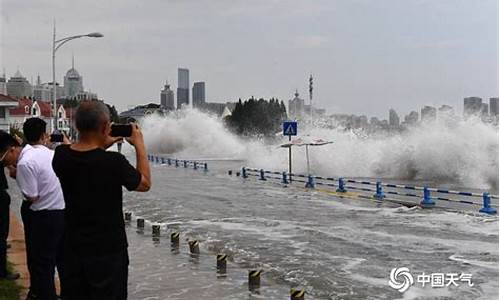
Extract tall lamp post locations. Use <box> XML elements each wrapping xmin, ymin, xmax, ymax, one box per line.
<box><xmin>52</xmin><ymin>22</ymin><xmax>103</xmax><ymax>133</ymax></box>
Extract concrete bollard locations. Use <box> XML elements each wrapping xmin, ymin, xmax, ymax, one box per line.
<box><xmin>479</xmin><ymin>192</ymin><xmax>497</xmax><ymax>214</ymax></box>
<box><xmin>193</xmin><ymin>162</ymin><xmax>198</xmax><ymax>170</ymax></box>
<box><xmin>248</xmin><ymin>270</ymin><xmax>262</xmax><ymax>290</ymax></box>
<box><xmin>291</xmin><ymin>289</ymin><xmax>305</xmax><ymax>300</ymax></box>
<box><xmin>242</xmin><ymin>167</ymin><xmax>248</xmax><ymax>179</ymax></box>
<box><xmin>259</xmin><ymin>169</ymin><xmax>267</xmax><ymax>181</ymax></box>
<box><xmin>137</xmin><ymin>218</ymin><xmax>145</xmax><ymax>228</ymax></box>
<box><xmin>336</xmin><ymin>178</ymin><xmax>347</xmax><ymax>193</ymax></box>
<box><xmin>282</xmin><ymin>171</ymin><xmax>289</xmax><ymax>184</ymax></box>
<box><xmin>188</xmin><ymin>240</ymin><xmax>200</xmax><ymax>254</ymax></box>
<box><xmin>124</xmin><ymin>212</ymin><xmax>132</xmax><ymax>222</ymax></box>
<box><xmin>216</xmin><ymin>254</ymin><xmax>227</xmax><ymax>274</ymax></box>
<box><xmin>420</xmin><ymin>187</ymin><xmax>435</xmax><ymax>207</ymax></box>
<box><xmin>228</xmin><ymin>170</ymin><xmax>233</xmax><ymax>176</ymax></box>
<box><xmin>152</xmin><ymin>225</ymin><xmax>161</xmax><ymax>236</ymax></box>
<box><xmin>373</xmin><ymin>181</ymin><xmax>385</xmax><ymax>200</ymax></box>
<box><xmin>305</xmin><ymin>175</ymin><xmax>315</xmax><ymax>188</ymax></box>
<box><xmin>170</xmin><ymin>232</ymin><xmax>180</xmax><ymax>247</ymax></box>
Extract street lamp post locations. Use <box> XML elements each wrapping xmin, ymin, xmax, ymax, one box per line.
<box><xmin>51</xmin><ymin>22</ymin><xmax>103</xmax><ymax>133</ymax></box>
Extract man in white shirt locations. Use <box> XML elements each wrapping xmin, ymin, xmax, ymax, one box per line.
<box><xmin>0</xmin><ymin>118</ymin><xmax>65</xmax><ymax>300</ymax></box>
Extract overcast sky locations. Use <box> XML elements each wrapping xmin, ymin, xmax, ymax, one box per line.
<box><xmin>1</xmin><ymin>0</ymin><xmax>498</xmax><ymax>117</ymax></box>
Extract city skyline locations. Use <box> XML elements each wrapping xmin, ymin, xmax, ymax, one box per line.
<box><xmin>1</xmin><ymin>0</ymin><xmax>498</xmax><ymax>117</ymax></box>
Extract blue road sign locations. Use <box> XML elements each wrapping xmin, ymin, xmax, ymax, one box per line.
<box><xmin>283</xmin><ymin>121</ymin><xmax>298</xmax><ymax>136</ymax></box>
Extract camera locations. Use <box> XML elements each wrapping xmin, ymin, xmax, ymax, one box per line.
<box><xmin>110</xmin><ymin>124</ymin><xmax>133</xmax><ymax>137</ymax></box>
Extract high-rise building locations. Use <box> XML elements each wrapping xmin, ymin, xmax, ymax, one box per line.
<box><xmin>64</xmin><ymin>57</ymin><xmax>84</xmax><ymax>99</ymax></box>
<box><xmin>33</xmin><ymin>75</ymin><xmax>52</xmax><ymax>101</ymax></box>
<box><xmin>177</xmin><ymin>68</ymin><xmax>189</xmax><ymax>108</ymax></box>
<box><xmin>389</xmin><ymin>108</ymin><xmax>400</xmax><ymax>127</ymax></box>
<box><xmin>192</xmin><ymin>82</ymin><xmax>206</xmax><ymax>108</ymax></box>
<box><xmin>160</xmin><ymin>81</ymin><xmax>175</xmax><ymax>110</ymax></box>
<box><xmin>7</xmin><ymin>70</ymin><xmax>32</xmax><ymax>98</ymax></box>
<box><xmin>0</xmin><ymin>70</ymin><xmax>6</xmax><ymax>95</ymax></box>
<box><xmin>421</xmin><ymin>106</ymin><xmax>437</xmax><ymax>122</ymax></box>
<box><xmin>404</xmin><ymin>111</ymin><xmax>419</xmax><ymax>125</ymax></box>
<box><xmin>480</xmin><ymin>103</ymin><xmax>489</xmax><ymax>118</ymax></box>
<box><xmin>490</xmin><ymin>97</ymin><xmax>499</xmax><ymax>116</ymax></box>
<box><xmin>463</xmin><ymin>97</ymin><xmax>482</xmax><ymax>118</ymax></box>
<box><xmin>288</xmin><ymin>90</ymin><xmax>305</xmax><ymax>120</ymax></box>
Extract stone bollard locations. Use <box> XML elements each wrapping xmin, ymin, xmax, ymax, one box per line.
<box><xmin>216</xmin><ymin>254</ymin><xmax>227</xmax><ymax>274</ymax></box>
<box><xmin>305</xmin><ymin>175</ymin><xmax>315</xmax><ymax>188</ymax></box>
<box><xmin>188</xmin><ymin>240</ymin><xmax>200</xmax><ymax>254</ymax></box>
<box><xmin>242</xmin><ymin>167</ymin><xmax>248</xmax><ymax>179</ymax></box>
<box><xmin>282</xmin><ymin>172</ymin><xmax>289</xmax><ymax>184</ymax></box>
<box><xmin>124</xmin><ymin>212</ymin><xmax>132</xmax><ymax>222</ymax></box>
<box><xmin>373</xmin><ymin>181</ymin><xmax>385</xmax><ymax>200</ymax></box>
<box><xmin>136</xmin><ymin>218</ymin><xmax>145</xmax><ymax>228</ymax></box>
<box><xmin>170</xmin><ymin>232</ymin><xmax>180</xmax><ymax>247</ymax></box>
<box><xmin>248</xmin><ymin>270</ymin><xmax>262</xmax><ymax>290</ymax></box>
<box><xmin>336</xmin><ymin>178</ymin><xmax>347</xmax><ymax>193</ymax></box>
<box><xmin>259</xmin><ymin>169</ymin><xmax>267</xmax><ymax>181</ymax></box>
<box><xmin>420</xmin><ymin>187</ymin><xmax>435</xmax><ymax>207</ymax></box>
<box><xmin>291</xmin><ymin>289</ymin><xmax>305</xmax><ymax>300</ymax></box>
<box><xmin>152</xmin><ymin>225</ymin><xmax>160</xmax><ymax>236</ymax></box>
<box><xmin>479</xmin><ymin>192</ymin><xmax>497</xmax><ymax>214</ymax></box>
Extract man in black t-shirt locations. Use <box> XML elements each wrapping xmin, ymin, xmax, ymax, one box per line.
<box><xmin>52</xmin><ymin>101</ymin><xmax>151</xmax><ymax>300</ymax></box>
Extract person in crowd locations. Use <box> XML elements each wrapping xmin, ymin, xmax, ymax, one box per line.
<box><xmin>0</xmin><ymin>132</ymin><xmax>20</xmax><ymax>282</ymax></box>
<box><xmin>0</xmin><ymin>118</ymin><xmax>66</xmax><ymax>300</ymax></box>
<box><xmin>52</xmin><ymin>100</ymin><xmax>151</xmax><ymax>299</ymax></box>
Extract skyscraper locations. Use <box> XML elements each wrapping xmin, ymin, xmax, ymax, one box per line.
<box><xmin>64</xmin><ymin>56</ymin><xmax>84</xmax><ymax>98</ymax></box>
<box><xmin>7</xmin><ymin>70</ymin><xmax>32</xmax><ymax>98</ymax></box>
<box><xmin>463</xmin><ymin>97</ymin><xmax>482</xmax><ymax>118</ymax></box>
<box><xmin>160</xmin><ymin>81</ymin><xmax>175</xmax><ymax>110</ymax></box>
<box><xmin>0</xmin><ymin>70</ymin><xmax>6</xmax><ymax>95</ymax></box>
<box><xmin>490</xmin><ymin>97</ymin><xmax>499</xmax><ymax>116</ymax></box>
<box><xmin>177</xmin><ymin>68</ymin><xmax>189</xmax><ymax>108</ymax></box>
<box><xmin>192</xmin><ymin>82</ymin><xmax>206</xmax><ymax>108</ymax></box>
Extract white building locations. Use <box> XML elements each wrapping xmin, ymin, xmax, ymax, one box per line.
<box><xmin>0</xmin><ymin>94</ymin><xmax>22</xmax><ymax>132</ymax></box>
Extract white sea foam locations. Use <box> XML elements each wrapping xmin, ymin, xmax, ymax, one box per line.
<box><xmin>141</xmin><ymin>108</ymin><xmax>499</xmax><ymax>190</ymax></box>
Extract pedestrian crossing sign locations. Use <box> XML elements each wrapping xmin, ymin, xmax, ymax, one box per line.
<box><xmin>283</xmin><ymin>121</ymin><xmax>298</xmax><ymax>136</ymax></box>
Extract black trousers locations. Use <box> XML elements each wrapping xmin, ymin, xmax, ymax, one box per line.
<box><xmin>62</xmin><ymin>247</ymin><xmax>129</xmax><ymax>300</ymax></box>
<box><xmin>20</xmin><ymin>201</ymin><xmax>34</xmax><ymax>290</ymax></box>
<box><xmin>0</xmin><ymin>189</ymin><xmax>10</xmax><ymax>277</ymax></box>
<box><xmin>29</xmin><ymin>209</ymin><xmax>65</xmax><ymax>300</ymax></box>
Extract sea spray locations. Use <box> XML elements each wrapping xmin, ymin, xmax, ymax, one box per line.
<box><xmin>140</xmin><ymin>108</ymin><xmax>498</xmax><ymax>190</ymax></box>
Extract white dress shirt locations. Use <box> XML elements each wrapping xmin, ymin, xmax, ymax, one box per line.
<box><xmin>16</xmin><ymin>144</ymin><xmax>65</xmax><ymax>211</ymax></box>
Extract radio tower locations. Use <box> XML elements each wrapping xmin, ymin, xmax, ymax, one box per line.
<box><xmin>309</xmin><ymin>74</ymin><xmax>313</xmax><ymax>127</ymax></box>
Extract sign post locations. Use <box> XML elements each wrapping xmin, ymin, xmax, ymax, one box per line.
<box><xmin>283</xmin><ymin>121</ymin><xmax>298</xmax><ymax>182</ymax></box>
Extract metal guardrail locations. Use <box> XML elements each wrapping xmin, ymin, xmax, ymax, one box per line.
<box><xmin>147</xmin><ymin>154</ymin><xmax>208</xmax><ymax>171</ymax></box>
<box><xmin>238</xmin><ymin>167</ymin><xmax>498</xmax><ymax>215</ymax></box>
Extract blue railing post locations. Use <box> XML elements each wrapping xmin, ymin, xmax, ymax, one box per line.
<box><xmin>204</xmin><ymin>163</ymin><xmax>208</xmax><ymax>171</ymax></box>
<box><xmin>282</xmin><ymin>172</ymin><xmax>289</xmax><ymax>184</ymax></box>
<box><xmin>183</xmin><ymin>160</ymin><xmax>187</xmax><ymax>168</ymax></box>
<box><xmin>167</xmin><ymin>158</ymin><xmax>171</xmax><ymax>166</ymax></box>
<box><xmin>479</xmin><ymin>192</ymin><xmax>497</xmax><ymax>214</ymax></box>
<box><xmin>242</xmin><ymin>167</ymin><xmax>248</xmax><ymax>179</ymax></box>
<box><xmin>259</xmin><ymin>169</ymin><xmax>267</xmax><ymax>181</ymax></box>
<box><xmin>420</xmin><ymin>187</ymin><xmax>435</xmax><ymax>207</ymax></box>
<box><xmin>305</xmin><ymin>175</ymin><xmax>315</xmax><ymax>188</ymax></box>
<box><xmin>193</xmin><ymin>162</ymin><xmax>198</xmax><ymax>170</ymax></box>
<box><xmin>175</xmin><ymin>159</ymin><xmax>179</xmax><ymax>167</ymax></box>
<box><xmin>373</xmin><ymin>181</ymin><xmax>385</xmax><ymax>199</ymax></box>
<box><xmin>336</xmin><ymin>178</ymin><xmax>347</xmax><ymax>193</ymax></box>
